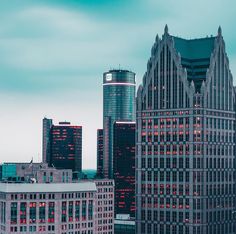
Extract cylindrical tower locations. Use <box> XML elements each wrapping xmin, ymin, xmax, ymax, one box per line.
<box><xmin>103</xmin><ymin>69</ymin><xmax>136</xmax><ymax>178</ymax></box>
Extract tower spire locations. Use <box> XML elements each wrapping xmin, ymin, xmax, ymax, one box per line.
<box><xmin>218</xmin><ymin>25</ymin><xmax>222</xmax><ymax>36</ymax></box>
<box><xmin>164</xmin><ymin>24</ymin><xmax>169</xmax><ymax>34</ymax></box>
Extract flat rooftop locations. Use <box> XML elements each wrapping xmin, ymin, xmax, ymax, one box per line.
<box><xmin>0</xmin><ymin>182</ymin><xmax>97</xmax><ymax>193</ymax></box>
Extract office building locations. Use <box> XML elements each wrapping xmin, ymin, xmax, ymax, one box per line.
<box><xmin>42</xmin><ymin>119</ymin><xmax>82</xmax><ymax>177</ymax></box>
<box><xmin>97</xmin><ymin>129</ymin><xmax>104</xmax><ymax>177</ymax></box>
<box><xmin>114</xmin><ymin>214</ymin><xmax>135</xmax><ymax>234</ymax></box>
<box><xmin>103</xmin><ymin>69</ymin><xmax>136</xmax><ymax>178</ymax></box>
<box><xmin>0</xmin><ymin>180</ymin><xmax>114</xmax><ymax>234</ymax></box>
<box><xmin>42</xmin><ymin>118</ymin><xmax>53</xmax><ymax>164</ymax></box>
<box><xmin>94</xmin><ymin>179</ymin><xmax>114</xmax><ymax>234</ymax></box>
<box><xmin>113</xmin><ymin>121</ymin><xmax>135</xmax><ymax>218</ymax></box>
<box><xmin>136</xmin><ymin>26</ymin><xmax>236</xmax><ymax>233</ymax></box>
<box><xmin>0</xmin><ymin>162</ymin><xmax>72</xmax><ymax>183</ymax></box>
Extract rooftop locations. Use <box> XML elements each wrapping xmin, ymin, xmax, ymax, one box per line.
<box><xmin>173</xmin><ymin>36</ymin><xmax>215</xmax><ymax>60</ymax></box>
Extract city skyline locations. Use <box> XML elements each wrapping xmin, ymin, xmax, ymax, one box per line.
<box><xmin>0</xmin><ymin>0</ymin><xmax>236</xmax><ymax>169</ymax></box>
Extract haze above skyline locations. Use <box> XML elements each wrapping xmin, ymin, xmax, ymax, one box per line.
<box><xmin>0</xmin><ymin>0</ymin><xmax>236</xmax><ymax>169</ymax></box>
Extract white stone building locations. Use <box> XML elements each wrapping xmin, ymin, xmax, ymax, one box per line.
<box><xmin>0</xmin><ymin>180</ymin><xmax>114</xmax><ymax>234</ymax></box>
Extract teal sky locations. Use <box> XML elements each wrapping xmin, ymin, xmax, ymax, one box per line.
<box><xmin>0</xmin><ymin>0</ymin><xmax>236</xmax><ymax>168</ymax></box>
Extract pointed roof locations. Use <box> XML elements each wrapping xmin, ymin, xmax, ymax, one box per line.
<box><xmin>171</xmin><ymin>34</ymin><xmax>216</xmax><ymax>92</ymax></box>
<box><xmin>173</xmin><ymin>36</ymin><xmax>215</xmax><ymax>60</ymax></box>
<box><xmin>164</xmin><ymin>24</ymin><xmax>168</xmax><ymax>34</ymax></box>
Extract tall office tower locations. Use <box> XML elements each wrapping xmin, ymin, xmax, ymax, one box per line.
<box><xmin>103</xmin><ymin>69</ymin><xmax>136</xmax><ymax>178</ymax></box>
<box><xmin>113</xmin><ymin>121</ymin><xmax>136</xmax><ymax>218</ymax></box>
<box><xmin>97</xmin><ymin>129</ymin><xmax>104</xmax><ymax>177</ymax></box>
<box><xmin>42</xmin><ymin>117</ymin><xmax>52</xmax><ymax>163</ymax></box>
<box><xmin>50</xmin><ymin>122</ymin><xmax>82</xmax><ymax>176</ymax></box>
<box><xmin>42</xmin><ymin>119</ymin><xmax>82</xmax><ymax>176</ymax></box>
<box><xmin>136</xmin><ymin>26</ymin><xmax>236</xmax><ymax>234</ymax></box>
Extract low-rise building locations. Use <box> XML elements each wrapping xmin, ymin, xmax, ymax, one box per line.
<box><xmin>0</xmin><ymin>180</ymin><xmax>114</xmax><ymax>234</ymax></box>
<box><xmin>0</xmin><ymin>163</ymin><xmax>72</xmax><ymax>183</ymax></box>
<box><xmin>114</xmin><ymin>214</ymin><xmax>135</xmax><ymax>234</ymax></box>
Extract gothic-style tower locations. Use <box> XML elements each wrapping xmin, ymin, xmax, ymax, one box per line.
<box><xmin>136</xmin><ymin>26</ymin><xmax>236</xmax><ymax>234</ymax></box>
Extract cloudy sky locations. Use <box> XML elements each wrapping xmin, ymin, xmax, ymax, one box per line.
<box><xmin>0</xmin><ymin>0</ymin><xmax>235</xmax><ymax>169</ymax></box>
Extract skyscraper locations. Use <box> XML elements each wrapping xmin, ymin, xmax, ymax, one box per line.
<box><xmin>42</xmin><ymin>117</ymin><xmax>52</xmax><ymax>163</ymax></box>
<box><xmin>97</xmin><ymin>129</ymin><xmax>104</xmax><ymax>177</ymax></box>
<box><xmin>42</xmin><ymin>119</ymin><xmax>82</xmax><ymax>177</ymax></box>
<box><xmin>136</xmin><ymin>26</ymin><xmax>236</xmax><ymax>234</ymax></box>
<box><xmin>103</xmin><ymin>69</ymin><xmax>136</xmax><ymax>178</ymax></box>
<box><xmin>113</xmin><ymin>121</ymin><xmax>135</xmax><ymax>218</ymax></box>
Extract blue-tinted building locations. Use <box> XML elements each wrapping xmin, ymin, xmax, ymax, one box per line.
<box><xmin>42</xmin><ymin>117</ymin><xmax>53</xmax><ymax>164</ymax></box>
<box><xmin>96</xmin><ymin>129</ymin><xmax>104</xmax><ymax>178</ymax></box>
<box><xmin>136</xmin><ymin>26</ymin><xmax>236</xmax><ymax>233</ymax></box>
<box><xmin>0</xmin><ymin>164</ymin><xmax>17</xmax><ymax>181</ymax></box>
<box><xmin>113</xmin><ymin>121</ymin><xmax>136</xmax><ymax>218</ymax></box>
<box><xmin>103</xmin><ymin>69</ymin><xmax>135</xmax><ymax>178</ymax></box>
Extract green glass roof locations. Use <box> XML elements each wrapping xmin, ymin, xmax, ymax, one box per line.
<box><xmin>173</xmin><ymin>36</ymin><xmax>215</xmax><ymax>60</ymax></box>
<box><xmin>172</xmin><ymin>36</ymin><xmax>216</xmax><ymax>92</ymax></box>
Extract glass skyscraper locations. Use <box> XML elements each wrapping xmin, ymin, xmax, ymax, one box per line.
<box><xmin>42</xmin><ymin>117</ymin><xmax>53</xmax><ymax>164</ymax></box>
<box><xmin>136</xmin><ymin>26</ymin><xmax>236</xmax><ymax>234</ymax></box>
<box><xmin>113</xmin><ymin>121</ymin><xmax>136</xmax><ymax>218</ymax></box>
<box><xmin>103</xmin><ymin>69</ymin><xmax>136</xmax><ymax>178</ymax></box>
<box><xmin>42</xmin><ymin>119</ymin><xmax>82</xmax><ymax>178</ymax></box>
<box><xmin>96</xmin><ymin>129</ymin><xmax>104</xmax><ymax>178</ymax></box>
<box><xmin>49</xmin><ymin>122</ymin><xmax>82</xmax><ymax>175</ymax></box>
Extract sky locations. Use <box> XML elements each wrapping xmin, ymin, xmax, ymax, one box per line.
<box><xmin>0</xmin><ymin>0</ymin><xmax>236</xmax><ymax>169</ymax></box>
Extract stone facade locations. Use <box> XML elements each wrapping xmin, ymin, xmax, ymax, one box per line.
<box><xmin>0</xmin><ymin>180</ymin><xmax>114</xmax><ymax>234</ymax></box>
<box><xmin>94</xmin><ymin>179</ymin><xmax>114</xmax><ymax>234</ymax></box>
<box><xmin>136</xmin><ymin>26</ymin><xmax>236</xmax><ymax>234</ymax></box>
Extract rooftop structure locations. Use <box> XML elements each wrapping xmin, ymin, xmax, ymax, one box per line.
<box><xmin>0</xmin><ymin>162</ymin><xmax>72</xmax><ymax>183</ymax></box>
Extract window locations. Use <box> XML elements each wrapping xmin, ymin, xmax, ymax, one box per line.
<box><xmin>48</xmin><ymin>202</ymin><xmax>55</xmax><ymax>223</ymax></box>
<box><xmin>82</xmin><ymin>201</ymin><xmax>87</xmax><ymax>220</ymax></box>
<box><xmin>10</xmin><ymin>202</ymin><xmax>17</xmax><ymax>224</ymax></box>
<box><xmin>39</xmin><ymin>202</ymin><xmax>46</xmax><ymax>223</ymax></box>
<box><xmin>29</xmin><ymin>202</ymin><xmax>36</xmax><ymax>224</ymax></box>
<box><xmin>61</xmin><ymin>201</ymin><xmax>67</xmax><ymax>222</ymax></box>
<box><xmin>20</xmin><ymin>202</ymin><xmax>27</xmax><ymax>224</ymax></box>
<box><xmin>88</xmin><ymin>200</ymin><xmax>93</xmax><ymax>220</ymax></box>
<box><xmin>69</xmin><ymin>201</ymin><xmax>73</xmax><ymax>222</ymax></box>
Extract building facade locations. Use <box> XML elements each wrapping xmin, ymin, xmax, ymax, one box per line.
<box><xmin>136</xmin><ymin>26</ymin><xmax>236</xmax><ymax>234</ymax></box>
<box><xmin>94</xmin><ymin>179</ymin><xmax>114</xmax><ymax>234</ymax></box>
<box><xmin>103</xmin><ymin>69</ymin><xmax>136</xmax><ymax>178</ymax></box>
<box><xmin>0</xmin><ymin>182</ymin><xmax>96</xmax><ymax>234</ymax></box>
<box><xmin>114</xmin><ymin>214</ymin><xmax>135</xmax><ymax>234</ymax></box>
<box><xmin>97</xmin><ymin>129</ymin><xmax>104</xmax><ymax>178</ymax></box>
<box><xmin>0</xmin><ymin>180</ymin><xmax>114</xmax><ymax>234</ymax></box>
<box><xmin>42</xmin><ymin>119</ymin><xmax>82</xmax><ymax>177</ymax></box>
<box><xmin>0</xmin><ymin>162</ymin><xmax>72</xmax><ymax>183</ymax></box>
<box><xmin>113</xmin><ymin>121</ymin><xmax>135</xmax><ymax>218</ymax></box>
<box><xmin>42</xmin><ymin>118</ymin><xmax>53</xmax><ymax>164</ymax></box>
